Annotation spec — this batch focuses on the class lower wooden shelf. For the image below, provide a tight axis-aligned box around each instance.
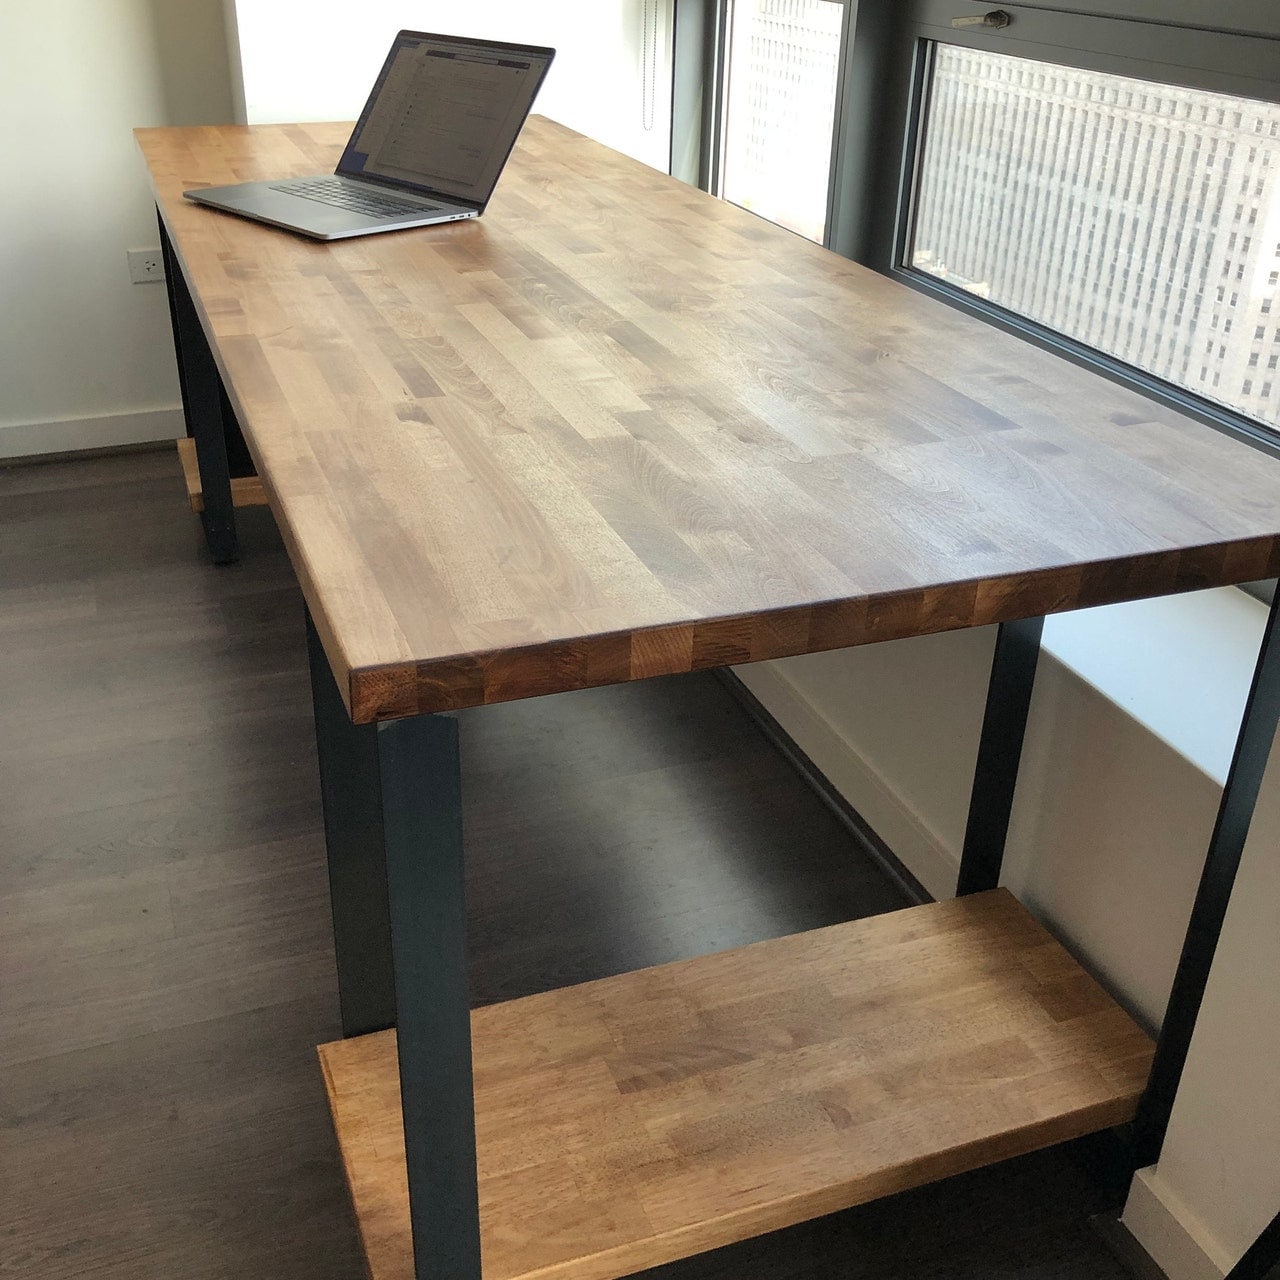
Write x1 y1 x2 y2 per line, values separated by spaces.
175 437 267 513
318 889 1153 1280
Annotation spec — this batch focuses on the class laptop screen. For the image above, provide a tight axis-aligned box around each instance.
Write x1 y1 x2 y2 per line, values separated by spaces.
338 31 554 208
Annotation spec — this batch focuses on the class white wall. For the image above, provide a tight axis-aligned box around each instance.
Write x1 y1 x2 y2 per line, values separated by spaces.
735 592 1280 1277
0 0 234 458
225 0 673 172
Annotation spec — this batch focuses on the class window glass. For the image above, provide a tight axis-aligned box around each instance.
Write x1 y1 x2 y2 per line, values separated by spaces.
720 0 843 243
909 45 1280 430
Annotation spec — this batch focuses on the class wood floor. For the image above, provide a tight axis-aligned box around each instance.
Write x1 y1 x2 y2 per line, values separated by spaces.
0 449 1133 1279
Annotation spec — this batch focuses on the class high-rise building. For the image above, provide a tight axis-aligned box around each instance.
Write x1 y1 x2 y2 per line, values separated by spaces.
720 0 842 243
912 46 1280 430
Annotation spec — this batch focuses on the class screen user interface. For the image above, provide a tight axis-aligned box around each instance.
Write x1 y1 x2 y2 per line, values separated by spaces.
340 33 552 204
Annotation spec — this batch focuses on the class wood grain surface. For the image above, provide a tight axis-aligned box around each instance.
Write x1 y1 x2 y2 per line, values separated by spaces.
138 120 1280 722
319 890 1153 1280
175 437 268 512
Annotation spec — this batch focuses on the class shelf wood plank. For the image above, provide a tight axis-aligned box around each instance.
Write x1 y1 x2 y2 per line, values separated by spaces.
175 437 268 513
318 890 1154 1280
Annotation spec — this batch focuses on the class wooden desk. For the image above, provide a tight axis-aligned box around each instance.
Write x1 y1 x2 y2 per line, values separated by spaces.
138 117 1280 1280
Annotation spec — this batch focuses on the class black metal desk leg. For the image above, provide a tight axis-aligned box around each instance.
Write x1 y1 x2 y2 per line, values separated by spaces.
306 609 482 1278
1132 592 1280 1168
956 616 1045 895
158 214 195 435
1225 1209 1280 1280
157 213 238 564
379 707 482 1280
307 613 396 1035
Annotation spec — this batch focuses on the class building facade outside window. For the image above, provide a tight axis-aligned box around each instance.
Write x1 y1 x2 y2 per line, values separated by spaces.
717 0 844 243
910 48 1280 429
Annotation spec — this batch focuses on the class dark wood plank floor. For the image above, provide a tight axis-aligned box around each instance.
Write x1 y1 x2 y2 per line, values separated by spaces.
0 449 1132 1279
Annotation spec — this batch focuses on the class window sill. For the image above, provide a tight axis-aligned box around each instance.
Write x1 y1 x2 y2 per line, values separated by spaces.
1041 586 1267 788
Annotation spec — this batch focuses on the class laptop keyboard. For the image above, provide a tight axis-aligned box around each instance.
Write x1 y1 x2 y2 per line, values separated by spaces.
273 178 441 219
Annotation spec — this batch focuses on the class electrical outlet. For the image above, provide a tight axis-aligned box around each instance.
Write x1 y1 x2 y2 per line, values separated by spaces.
127 248 165 284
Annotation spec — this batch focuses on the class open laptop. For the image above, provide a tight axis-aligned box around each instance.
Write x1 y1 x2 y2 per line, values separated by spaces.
185 30 555 240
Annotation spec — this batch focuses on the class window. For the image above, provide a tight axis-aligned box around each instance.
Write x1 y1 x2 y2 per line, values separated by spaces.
688 0 1280 444
909 48 1280 430
717 0 845 243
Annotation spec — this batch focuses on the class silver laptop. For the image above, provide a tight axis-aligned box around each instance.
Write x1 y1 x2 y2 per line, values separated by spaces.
185 30 555 240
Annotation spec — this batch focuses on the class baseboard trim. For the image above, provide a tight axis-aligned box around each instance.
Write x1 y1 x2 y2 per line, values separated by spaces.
0 407 182 459
715 668 931 907
724 661 960 899
1 439 176 467
1123 1168 1230 1280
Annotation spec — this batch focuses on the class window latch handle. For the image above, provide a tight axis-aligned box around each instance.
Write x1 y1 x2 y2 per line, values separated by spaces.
952 10 1012 28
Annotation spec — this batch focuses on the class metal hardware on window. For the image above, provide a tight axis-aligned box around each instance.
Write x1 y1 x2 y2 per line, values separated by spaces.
951 10 1012 29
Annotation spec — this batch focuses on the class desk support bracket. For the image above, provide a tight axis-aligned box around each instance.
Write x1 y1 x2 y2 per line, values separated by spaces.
306 607 483 1279
157 212 238 564
1133 590 1280 1169
957 616 1044 896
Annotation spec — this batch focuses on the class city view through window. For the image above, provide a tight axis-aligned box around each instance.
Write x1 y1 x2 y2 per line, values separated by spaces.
912 47 1280 431
720 0 842 243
